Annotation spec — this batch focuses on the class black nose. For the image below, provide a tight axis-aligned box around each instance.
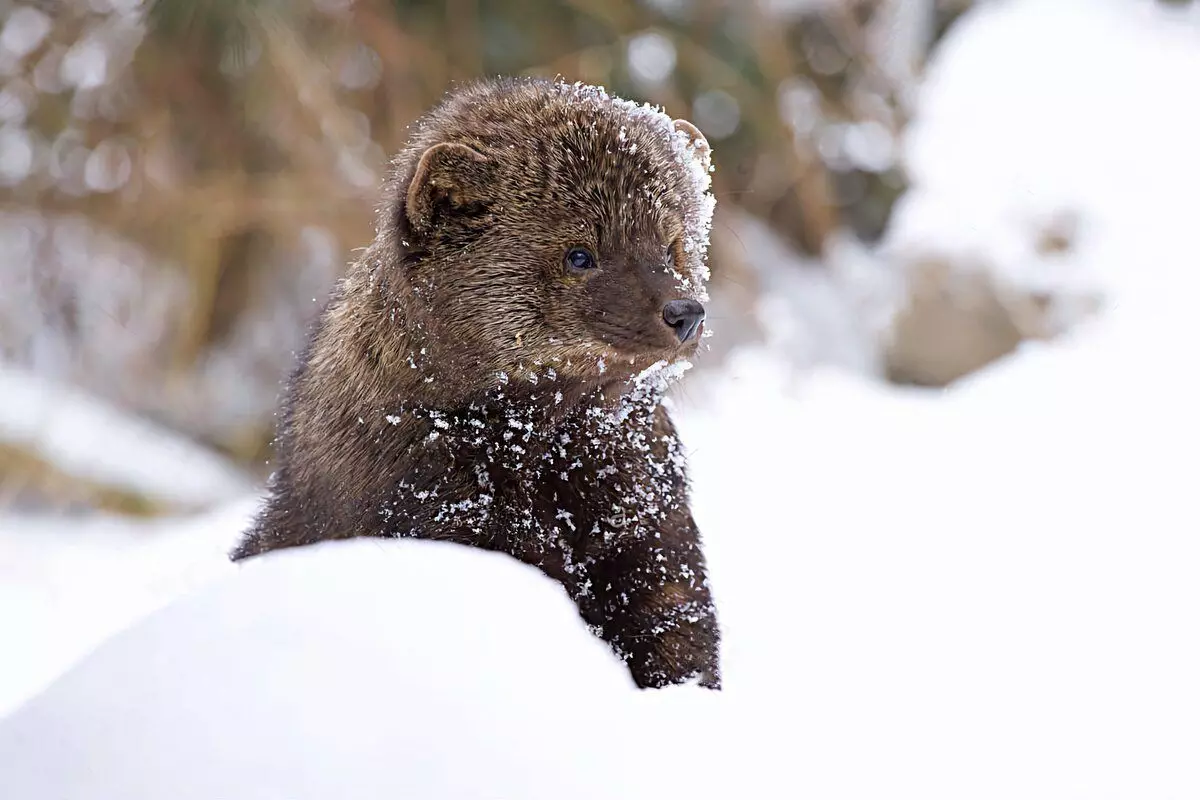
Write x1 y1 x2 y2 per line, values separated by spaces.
662 299 705 344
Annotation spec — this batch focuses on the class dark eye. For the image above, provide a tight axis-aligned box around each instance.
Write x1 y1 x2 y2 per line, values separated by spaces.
564 247 598 272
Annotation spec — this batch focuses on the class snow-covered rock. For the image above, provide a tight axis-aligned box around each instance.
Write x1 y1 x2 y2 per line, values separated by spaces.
882 0 1196 386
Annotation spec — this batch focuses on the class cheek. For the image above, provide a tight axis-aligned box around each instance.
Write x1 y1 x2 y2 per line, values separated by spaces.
541 279 590 339
434 264 546 344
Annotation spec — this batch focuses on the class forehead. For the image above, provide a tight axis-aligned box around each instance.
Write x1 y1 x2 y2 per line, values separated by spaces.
556 116 684 231
519 84 714 245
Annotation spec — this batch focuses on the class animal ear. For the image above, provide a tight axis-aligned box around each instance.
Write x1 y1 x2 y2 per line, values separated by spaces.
672 119 711 172
404 142 490 236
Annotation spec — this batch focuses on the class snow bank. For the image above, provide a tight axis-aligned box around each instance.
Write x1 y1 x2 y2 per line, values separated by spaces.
0 540 734 800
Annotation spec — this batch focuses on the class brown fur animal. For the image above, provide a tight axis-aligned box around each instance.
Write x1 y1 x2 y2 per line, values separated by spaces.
231 77 721 689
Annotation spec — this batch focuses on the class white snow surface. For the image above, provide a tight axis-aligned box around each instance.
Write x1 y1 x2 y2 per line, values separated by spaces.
3 0 1200 797
0 540 738 799
0 498 258 716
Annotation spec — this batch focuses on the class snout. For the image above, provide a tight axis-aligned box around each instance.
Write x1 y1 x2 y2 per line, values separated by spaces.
662 299 705 344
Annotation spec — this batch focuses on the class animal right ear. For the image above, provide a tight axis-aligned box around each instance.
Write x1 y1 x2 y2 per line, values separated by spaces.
404 142 490 237
672 119 711 172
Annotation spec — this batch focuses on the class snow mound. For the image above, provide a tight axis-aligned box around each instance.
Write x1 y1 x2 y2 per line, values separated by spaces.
0 539 732 800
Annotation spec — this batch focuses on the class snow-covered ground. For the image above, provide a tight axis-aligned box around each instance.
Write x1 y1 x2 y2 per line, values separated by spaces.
2 0 1199 797
0 498 258 716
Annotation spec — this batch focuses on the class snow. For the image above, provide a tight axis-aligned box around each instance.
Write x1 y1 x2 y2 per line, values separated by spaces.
0 498 258 717
0 539 737 800
678 351 1198 799
0 365 252 510
2 0 1200 797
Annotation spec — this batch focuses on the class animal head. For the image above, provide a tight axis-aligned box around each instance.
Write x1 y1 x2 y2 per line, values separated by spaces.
378 77 716 389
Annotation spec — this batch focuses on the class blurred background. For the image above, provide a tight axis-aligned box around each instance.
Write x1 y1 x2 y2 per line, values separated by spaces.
4 0 1155 516
5 4 1200 790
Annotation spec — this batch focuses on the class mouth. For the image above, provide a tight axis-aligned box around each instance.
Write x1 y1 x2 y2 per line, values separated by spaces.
579 312 706 374
612 339 698 366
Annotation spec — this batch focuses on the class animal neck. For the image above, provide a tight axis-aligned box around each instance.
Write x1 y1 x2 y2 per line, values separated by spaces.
365 371 675 561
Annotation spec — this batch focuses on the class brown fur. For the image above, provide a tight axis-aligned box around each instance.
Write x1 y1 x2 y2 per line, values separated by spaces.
231 77 721 689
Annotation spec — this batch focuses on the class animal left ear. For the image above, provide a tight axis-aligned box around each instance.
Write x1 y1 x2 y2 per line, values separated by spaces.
404 141 491 238
673 119 711 172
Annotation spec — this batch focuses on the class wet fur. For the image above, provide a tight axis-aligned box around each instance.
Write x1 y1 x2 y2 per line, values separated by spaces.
231 77 720 689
